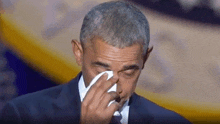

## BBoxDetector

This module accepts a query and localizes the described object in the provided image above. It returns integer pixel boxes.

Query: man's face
[73,37,146,105]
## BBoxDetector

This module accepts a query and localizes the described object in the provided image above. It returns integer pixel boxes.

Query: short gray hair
[80,1,150,55]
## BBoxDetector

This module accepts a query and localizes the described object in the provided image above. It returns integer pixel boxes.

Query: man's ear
[71,39,83,66]
[142,46,153,69]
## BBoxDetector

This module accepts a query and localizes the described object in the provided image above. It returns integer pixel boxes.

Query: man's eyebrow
[92,61,110,68]
[122,64,140,71]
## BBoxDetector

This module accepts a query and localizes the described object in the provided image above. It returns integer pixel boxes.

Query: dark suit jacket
[0,72,191,124]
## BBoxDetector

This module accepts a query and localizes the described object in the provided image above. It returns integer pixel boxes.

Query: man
[0,1,191,124]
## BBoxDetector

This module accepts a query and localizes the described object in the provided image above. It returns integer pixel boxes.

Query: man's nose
[113,72,122,94]
[113,71,119,81]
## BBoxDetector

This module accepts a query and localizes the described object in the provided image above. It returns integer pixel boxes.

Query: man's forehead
[83,38,143,63]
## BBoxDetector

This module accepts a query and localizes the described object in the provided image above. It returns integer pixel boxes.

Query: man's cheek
[122,83,134,94]
[83,68,95,85]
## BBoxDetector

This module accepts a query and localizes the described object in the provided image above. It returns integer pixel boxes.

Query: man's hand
[80,73,120,124]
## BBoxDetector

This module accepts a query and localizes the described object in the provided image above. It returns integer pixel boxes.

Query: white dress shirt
[78,75,130,124]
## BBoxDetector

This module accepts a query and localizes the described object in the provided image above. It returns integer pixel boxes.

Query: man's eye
[96,67,110,74]
[123,70,135,77]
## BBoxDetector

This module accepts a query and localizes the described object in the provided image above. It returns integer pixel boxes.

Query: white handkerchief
[85,71,120,116]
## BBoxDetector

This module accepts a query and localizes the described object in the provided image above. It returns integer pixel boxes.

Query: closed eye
[122,69,138,77]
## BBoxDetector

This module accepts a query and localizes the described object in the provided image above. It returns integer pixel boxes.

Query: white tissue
[87,71,116,92]
[86,71,120,116]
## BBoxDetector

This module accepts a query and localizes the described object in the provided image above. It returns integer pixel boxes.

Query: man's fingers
[107,76,118,85]
[99,91,120,109]
[83,73,108,103]
[106,101,120,116]
[98,76,118,93]
[83,73,119,113]
[88,73,118,101]
[96,73,117,89]
[93,73,109,88]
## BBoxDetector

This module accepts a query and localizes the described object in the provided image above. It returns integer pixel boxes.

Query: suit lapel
[128,93,154,124]
[52,72,82,123]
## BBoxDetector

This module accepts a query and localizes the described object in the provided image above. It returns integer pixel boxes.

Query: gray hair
[80,1,150,55]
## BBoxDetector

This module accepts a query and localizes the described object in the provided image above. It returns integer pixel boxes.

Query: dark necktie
[110,115,122,124]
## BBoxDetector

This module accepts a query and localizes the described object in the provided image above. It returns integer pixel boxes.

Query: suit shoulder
[1,75,81,123]
[9,77,78,106]
[133,93,191,123]
[13,84,64,103]
[135,94,177,113]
